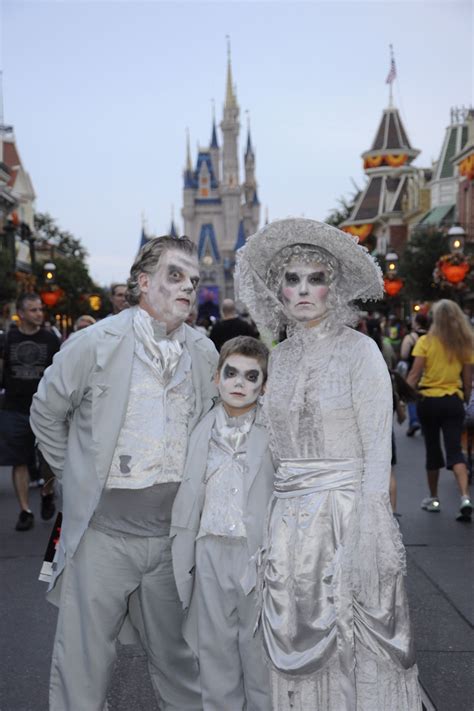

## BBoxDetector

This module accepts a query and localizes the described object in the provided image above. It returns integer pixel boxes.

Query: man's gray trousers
[49,527,201,711]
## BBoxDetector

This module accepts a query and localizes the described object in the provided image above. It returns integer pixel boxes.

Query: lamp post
[40,262,64,309]
[433,224,471,302]
[383,251,404,297]
[447,224,466,255]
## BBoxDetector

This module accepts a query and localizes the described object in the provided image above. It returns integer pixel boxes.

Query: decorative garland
[364,154,408,169]
[433,253,473,289]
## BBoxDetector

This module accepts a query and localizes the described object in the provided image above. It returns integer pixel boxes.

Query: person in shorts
[0,293,60,530]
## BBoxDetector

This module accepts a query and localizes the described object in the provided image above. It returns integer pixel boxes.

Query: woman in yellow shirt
[408,299,473,521]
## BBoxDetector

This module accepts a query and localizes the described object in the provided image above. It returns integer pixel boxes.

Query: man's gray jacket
[30,308,218,601]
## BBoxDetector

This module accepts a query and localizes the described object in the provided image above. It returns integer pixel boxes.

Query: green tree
[0,246,17,306]
[34,212,87,261]
[33,213,111,321]
[325,186,360,227]
[398,229,450,301]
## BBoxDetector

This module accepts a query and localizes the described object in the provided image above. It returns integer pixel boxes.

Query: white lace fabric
[260,325,421,710]
[106,311,194,490]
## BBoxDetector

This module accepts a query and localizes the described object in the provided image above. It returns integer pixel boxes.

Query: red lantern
[383,276,404,297]
[440,261,470,284]
[40,289,64,307]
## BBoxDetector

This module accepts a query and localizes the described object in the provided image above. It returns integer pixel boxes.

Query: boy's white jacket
[170,403,275,611]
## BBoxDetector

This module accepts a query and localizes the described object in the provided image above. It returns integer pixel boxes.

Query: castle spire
[185,127,192,171]
[210,100,219,148]
[225,36,237,108]
[245,110,253,157]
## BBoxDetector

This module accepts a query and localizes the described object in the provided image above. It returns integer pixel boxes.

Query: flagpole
[386,44,396,108]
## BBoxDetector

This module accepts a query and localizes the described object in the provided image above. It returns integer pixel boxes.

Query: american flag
[386,45,397,85]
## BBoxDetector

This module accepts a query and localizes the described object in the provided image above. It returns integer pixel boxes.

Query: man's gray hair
[127,235,197,305]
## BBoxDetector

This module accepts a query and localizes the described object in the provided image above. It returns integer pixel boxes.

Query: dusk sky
[1,0,472,286]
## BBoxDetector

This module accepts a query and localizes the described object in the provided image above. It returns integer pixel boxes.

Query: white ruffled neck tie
[133,307,184,383]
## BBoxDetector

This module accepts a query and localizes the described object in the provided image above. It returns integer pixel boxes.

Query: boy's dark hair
[218,336,270,382]
[16,292,42,312]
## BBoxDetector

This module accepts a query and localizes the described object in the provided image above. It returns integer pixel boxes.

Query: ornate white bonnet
[234,218,384,338]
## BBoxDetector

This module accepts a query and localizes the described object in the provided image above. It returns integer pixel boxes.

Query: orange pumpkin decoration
[383,277,404,297]
[342,224,373,241]
[40,289,64,307]
[385,154,408,167]
[364,155,383,169]
[440,261,470,284]
[459,154,474,181]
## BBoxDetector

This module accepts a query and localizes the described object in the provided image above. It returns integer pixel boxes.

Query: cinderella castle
[181,45,260,306]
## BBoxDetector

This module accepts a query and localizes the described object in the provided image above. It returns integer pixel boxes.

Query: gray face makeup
[217,354,264,414]
[139,249,200,330]
[222,363,261,383]
[280,261,331,323]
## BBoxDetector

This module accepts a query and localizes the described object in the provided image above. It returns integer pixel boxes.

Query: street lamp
[447,224,466,254]
[40,262,64,309]
[383,251,404,297]
[43,262,57,284]
[385,252,399,274]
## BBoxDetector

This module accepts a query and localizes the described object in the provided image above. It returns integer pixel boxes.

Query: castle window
[201,177,208,185]
[200,188,209,197]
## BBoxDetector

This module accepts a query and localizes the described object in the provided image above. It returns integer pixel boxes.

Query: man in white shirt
[30,236,218,711]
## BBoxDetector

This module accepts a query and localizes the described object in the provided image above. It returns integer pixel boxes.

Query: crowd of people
[0,221,472,710]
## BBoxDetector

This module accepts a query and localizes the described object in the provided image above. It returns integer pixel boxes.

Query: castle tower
[180,42,260,304]
[341,104,420,254]
[341,48,424,254]
[220,41,241,253]
[242,118,260,237]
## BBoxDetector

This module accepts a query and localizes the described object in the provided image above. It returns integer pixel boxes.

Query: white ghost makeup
[280,261,331,323]
[216,355,264,417]
[138,249,200,331]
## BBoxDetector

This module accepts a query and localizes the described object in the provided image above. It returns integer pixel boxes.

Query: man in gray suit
[30,236,218,711]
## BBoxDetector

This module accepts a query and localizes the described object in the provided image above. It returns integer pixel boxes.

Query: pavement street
[0,421,473,711]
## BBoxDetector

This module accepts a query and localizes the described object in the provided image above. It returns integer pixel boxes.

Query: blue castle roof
[184,150,218,190]
[211,119,219,149]
[234,220,246,251]
[169,220,178,237]
[139,226,149,250]
[198,223,220,262]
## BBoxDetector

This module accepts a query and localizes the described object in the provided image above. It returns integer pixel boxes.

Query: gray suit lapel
[92,316,135,484]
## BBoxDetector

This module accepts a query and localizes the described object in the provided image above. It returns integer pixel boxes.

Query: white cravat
[133,307,183,383]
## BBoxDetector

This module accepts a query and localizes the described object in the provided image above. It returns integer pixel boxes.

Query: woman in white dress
[235,218,421,711]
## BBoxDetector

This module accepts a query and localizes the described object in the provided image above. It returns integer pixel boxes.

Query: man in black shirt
[0,293,60,530]
[209,299,258,352]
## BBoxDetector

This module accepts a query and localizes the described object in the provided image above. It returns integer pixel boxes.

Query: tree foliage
[0,246,17,305]
[32,213,111,320]
[34,212,88,261]
[398,229,450,301]
[325,187,360,227]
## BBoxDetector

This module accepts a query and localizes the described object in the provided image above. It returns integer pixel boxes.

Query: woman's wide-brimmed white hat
[234,217,383,337]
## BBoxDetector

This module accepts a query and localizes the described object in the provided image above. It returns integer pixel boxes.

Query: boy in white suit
[171,336,274,711]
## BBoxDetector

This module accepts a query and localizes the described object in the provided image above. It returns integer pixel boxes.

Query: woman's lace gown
[262,324,421,710]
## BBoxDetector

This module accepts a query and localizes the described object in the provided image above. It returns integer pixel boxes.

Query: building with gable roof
[181,45,260,305]
[0,118,36,277]
[341,101,430,255]
[452,108,474,241]
[416,107,471,234]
